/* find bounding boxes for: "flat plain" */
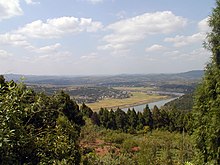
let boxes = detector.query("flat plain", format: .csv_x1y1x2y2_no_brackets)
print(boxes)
87,90,168,111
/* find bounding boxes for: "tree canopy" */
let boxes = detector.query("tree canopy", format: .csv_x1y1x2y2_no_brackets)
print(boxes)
0,78,84,164
192,0,220,164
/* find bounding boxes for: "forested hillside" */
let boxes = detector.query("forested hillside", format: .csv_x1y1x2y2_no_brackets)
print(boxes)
163,93,194,111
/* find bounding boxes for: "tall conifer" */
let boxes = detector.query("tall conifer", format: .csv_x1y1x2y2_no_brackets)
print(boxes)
192,0,220,164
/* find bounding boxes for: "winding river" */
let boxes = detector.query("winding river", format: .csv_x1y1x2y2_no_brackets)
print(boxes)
122,97,178,112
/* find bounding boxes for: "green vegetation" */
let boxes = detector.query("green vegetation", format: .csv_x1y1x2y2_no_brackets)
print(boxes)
89,104,191,134
191,0,220,164
0,77,84,164
163,93,194,111
80,119,194,165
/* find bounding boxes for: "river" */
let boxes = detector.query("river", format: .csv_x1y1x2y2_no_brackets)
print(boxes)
122,97,178,112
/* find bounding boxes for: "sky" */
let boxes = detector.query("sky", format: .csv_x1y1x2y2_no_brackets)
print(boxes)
0,0,216,75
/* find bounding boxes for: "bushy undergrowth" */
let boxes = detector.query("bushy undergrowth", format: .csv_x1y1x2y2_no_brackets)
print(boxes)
80,119,195,165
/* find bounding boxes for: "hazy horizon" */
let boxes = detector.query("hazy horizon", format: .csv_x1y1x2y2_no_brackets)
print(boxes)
2,69,203,77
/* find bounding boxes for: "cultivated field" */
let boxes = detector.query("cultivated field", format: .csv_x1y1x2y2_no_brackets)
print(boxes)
87,91,167,111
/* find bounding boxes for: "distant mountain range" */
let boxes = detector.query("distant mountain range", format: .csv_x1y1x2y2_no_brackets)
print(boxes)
3,70,204,86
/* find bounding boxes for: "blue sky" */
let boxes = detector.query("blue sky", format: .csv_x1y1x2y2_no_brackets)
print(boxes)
0,0,216,75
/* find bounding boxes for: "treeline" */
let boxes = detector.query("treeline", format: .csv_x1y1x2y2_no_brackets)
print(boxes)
159,84,197,93
81,102,192,133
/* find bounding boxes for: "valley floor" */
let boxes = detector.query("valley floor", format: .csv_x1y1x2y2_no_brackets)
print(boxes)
87,91,169,111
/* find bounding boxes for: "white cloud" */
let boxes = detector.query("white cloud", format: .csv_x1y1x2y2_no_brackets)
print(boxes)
0,33,67,57
145,44,167,52
164,32,205,47
107,11,187,35
16,17,103,38
35,43,61,53
103,33,144,45
86,0,103,4
164,50,182,60
116,10,127,19
34,50,72,62
186,48,210,61
198,17,210,32
80,53,98,60
164,48,210,61
24,0,40,5
163,18,210,48
101,11,187,51
0,49,12,58
0,33,30,47
28,43,72,62
29,43,72,63
0,0,23,21
98,43,128,51
97,43,130,56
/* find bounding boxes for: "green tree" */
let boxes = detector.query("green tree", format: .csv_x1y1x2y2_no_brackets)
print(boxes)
192,1,220,164
127,108,138,130
152,105,163,129
107,109,116,130
91,112,100,126
81,102,93,118
53,91,85,126
136,111,144,130
115,108,128,131
0,81,38,164
167,109,185,132
143,104,153,130
0,78,84,164
99,108,110,128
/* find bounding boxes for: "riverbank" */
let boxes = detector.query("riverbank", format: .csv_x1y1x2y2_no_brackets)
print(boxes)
122,97,178,112
87,92,170,111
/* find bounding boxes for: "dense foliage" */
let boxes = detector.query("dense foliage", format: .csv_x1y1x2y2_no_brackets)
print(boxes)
0,77,84,164
84,103,191,134
192,0,220,164
163,93,193,111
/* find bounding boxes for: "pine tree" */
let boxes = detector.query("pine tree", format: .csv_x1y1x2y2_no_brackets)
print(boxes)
115,108,128,131
80,102,93,118
192,0,220,164
107,109,116,129
152,105,162,129
127,108,138,130
143,104,153,129
91,112,100,126
137,111,144,130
